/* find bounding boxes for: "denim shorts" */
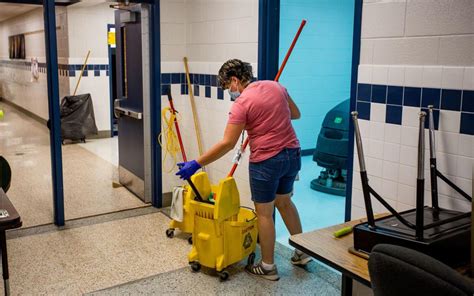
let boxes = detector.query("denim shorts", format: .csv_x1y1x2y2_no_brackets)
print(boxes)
249,148,301,204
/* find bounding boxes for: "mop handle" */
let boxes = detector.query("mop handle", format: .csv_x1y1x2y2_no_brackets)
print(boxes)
228,19,307,177
167,88,187,162
73,50,91,96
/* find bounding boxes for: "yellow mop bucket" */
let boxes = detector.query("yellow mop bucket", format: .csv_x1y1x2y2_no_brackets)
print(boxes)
166,175,218,244
186,172,258,281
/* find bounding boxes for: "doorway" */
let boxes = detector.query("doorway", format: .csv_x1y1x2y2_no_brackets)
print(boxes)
274,0,357,246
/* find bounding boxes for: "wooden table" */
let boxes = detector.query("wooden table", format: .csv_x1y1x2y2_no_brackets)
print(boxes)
0,189,22,296
289,218,372,296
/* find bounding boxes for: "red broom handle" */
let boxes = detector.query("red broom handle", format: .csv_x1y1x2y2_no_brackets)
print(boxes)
228,19,307,177
167,89,187,162
275,19,307,82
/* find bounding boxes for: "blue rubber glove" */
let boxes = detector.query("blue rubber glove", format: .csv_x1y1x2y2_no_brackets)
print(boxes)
176,160,202,180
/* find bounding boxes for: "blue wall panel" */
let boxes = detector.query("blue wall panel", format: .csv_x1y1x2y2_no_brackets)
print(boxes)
279,0,355,150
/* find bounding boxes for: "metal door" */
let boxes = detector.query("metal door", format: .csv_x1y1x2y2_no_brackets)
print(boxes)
114,5,151,202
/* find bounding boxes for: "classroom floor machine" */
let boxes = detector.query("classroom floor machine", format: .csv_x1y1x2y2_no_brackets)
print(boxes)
311,99,349,196
351,106,472,267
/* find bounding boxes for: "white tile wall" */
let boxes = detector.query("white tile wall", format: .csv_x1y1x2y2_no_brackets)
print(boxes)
387,66,405,86
372,65,388,85
372,37,440,66
359,39,374,65
404,66,424,88
370,103,386,123
160,0,258,201
439,36,474,67
441,67,465,89
361,2,406,38
463,67,474,90
353,0,473,220
401,107,421,128
438,110,461,133
358,65,373,84
405,0,474,37
422,66,443,88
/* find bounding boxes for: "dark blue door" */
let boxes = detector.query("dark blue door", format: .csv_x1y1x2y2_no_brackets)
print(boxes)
114,8,147,202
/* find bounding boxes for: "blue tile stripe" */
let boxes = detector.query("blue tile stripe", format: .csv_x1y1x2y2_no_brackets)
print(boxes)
357,83,474,136
0,59,109,77
160,72,226,100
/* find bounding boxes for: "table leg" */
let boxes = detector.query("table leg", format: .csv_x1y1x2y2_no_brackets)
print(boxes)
0,230,9,296
341,274,353,296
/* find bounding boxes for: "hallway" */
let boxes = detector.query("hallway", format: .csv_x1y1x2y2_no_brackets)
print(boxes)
0,101,147,228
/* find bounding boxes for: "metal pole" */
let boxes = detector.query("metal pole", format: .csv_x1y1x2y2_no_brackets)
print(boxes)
428,106,439,210
416,111,426,240
428,106,436,159
351,111,366,172
351,111,375,228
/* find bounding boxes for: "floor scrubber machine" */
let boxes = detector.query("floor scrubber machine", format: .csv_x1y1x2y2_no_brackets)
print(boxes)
351,107,472,267
311,99,349,196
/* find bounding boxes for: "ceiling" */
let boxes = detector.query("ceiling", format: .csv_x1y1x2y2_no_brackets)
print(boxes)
0,4,37,23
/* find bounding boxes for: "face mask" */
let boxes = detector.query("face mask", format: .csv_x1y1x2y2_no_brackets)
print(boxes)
228,82,241,101
228,89,240,101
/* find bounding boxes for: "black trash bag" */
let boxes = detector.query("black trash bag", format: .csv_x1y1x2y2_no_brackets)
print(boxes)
60,93,98,141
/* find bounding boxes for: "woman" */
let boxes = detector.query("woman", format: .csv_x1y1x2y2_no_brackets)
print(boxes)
176,59,311,281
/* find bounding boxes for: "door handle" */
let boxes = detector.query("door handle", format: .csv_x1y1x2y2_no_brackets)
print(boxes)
114,106,142,120
114,99,142,120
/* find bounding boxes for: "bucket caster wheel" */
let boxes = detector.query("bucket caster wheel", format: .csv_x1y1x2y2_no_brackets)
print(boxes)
187,236,193,245
165,228,174,238
190,261,201,272
218,270,229,281
247,252,256,266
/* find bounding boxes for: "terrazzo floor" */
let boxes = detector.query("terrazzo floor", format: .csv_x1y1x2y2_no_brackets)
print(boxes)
0,102,146,228
88,238,341,296
2,210,341,295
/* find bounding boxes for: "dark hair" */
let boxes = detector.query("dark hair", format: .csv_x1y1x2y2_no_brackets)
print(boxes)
218,59,253,89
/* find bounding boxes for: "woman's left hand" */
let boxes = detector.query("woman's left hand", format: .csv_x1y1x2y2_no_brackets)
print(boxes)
176,160,202,180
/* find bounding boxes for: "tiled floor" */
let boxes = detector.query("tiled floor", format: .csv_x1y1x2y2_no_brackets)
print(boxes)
78,137,119,167
276,156,346,247
2,211,190,294
88,235,341,295
0,102,146,227
2,210,341,295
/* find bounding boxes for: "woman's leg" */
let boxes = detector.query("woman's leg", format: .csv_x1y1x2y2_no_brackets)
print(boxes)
254,201,276,264
275,193,302,235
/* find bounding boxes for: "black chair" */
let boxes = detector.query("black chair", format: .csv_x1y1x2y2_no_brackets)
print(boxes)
0,156,11,193
368,244,474,296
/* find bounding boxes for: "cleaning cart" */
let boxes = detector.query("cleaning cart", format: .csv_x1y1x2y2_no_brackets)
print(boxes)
186,172,258,281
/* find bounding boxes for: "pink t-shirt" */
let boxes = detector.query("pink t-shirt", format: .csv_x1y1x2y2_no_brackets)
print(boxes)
227,80,300,162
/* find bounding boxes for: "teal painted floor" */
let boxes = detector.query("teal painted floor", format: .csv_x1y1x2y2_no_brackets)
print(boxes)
275,155,346,248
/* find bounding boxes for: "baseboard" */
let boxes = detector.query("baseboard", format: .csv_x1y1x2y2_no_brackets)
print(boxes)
88,130,112,139
0,97,47,125
162,192,172,207
301,148,315,156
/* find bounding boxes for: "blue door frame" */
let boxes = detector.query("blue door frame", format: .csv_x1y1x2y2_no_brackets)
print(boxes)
43,0,65,226
258,0,363,223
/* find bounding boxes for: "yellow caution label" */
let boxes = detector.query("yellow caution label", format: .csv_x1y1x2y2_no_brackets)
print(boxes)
108,31,116,46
